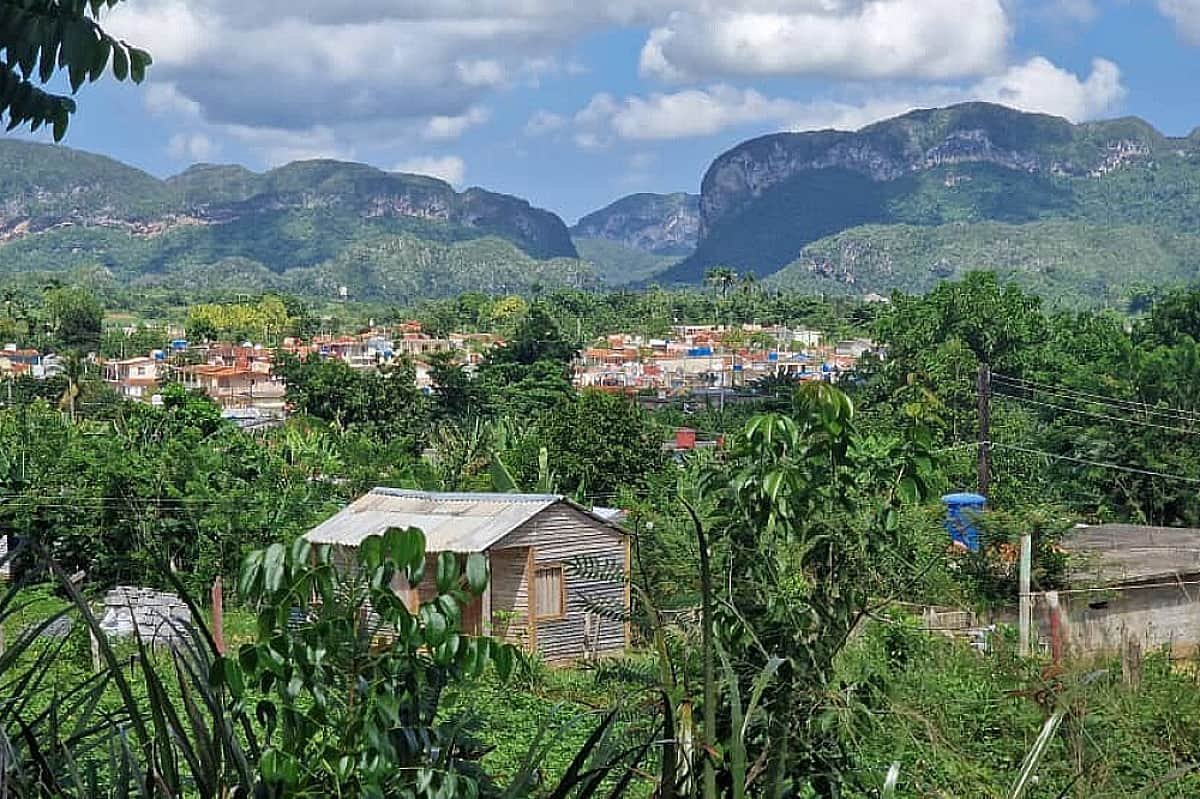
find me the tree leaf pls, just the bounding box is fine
[465,553,488,595]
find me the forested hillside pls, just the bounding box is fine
[661,102,1200,303]
[0,140,581,299]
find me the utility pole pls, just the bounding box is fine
[977,362,991,498]
[1018,532,1032,657]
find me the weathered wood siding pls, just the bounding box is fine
[489,547,531,646]
[493,503,627,663]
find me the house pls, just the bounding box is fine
[303,489,630,663]
[1047,524,1200,656]
[177,364,286,414]
[102,356,161,400]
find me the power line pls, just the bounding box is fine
[988,442,1200,486]
[991,373,1200,424]
[992,391,1200,436]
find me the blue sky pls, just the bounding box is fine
[29,0,1200,222]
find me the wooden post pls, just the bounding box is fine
[977,363,991,498]
[90,630,102,672]
[1046,590,1063,665]
[526,546,537,653]
[480,552,493,636]
[211,576,225,655]
[1018,532,1032,657]
[623,534,632,651]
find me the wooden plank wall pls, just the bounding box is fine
[494,503,628,663]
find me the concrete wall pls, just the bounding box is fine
[1048,583,1200,657]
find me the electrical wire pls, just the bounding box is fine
[987,442,1200,485]
[992,390,1200,436]
[991,373,1200,424]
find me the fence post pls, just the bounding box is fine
[1019,533,1033,657]
[211,576,225,655]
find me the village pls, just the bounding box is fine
[1,321,877,426]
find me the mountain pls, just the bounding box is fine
[0,140,582,299]
[661,102,1200,299]
[763,221,1200,306]
[571,192,700,255]
[572,238,681,286]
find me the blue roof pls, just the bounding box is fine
[942,492,986,505]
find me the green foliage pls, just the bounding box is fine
[230,531,517,796]
[521,390,665,498]
[573,237,680,286]
[0,0,151,139]
[43,284,102,350]
[274,352,430,449]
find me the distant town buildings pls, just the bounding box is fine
[572,324,878,396]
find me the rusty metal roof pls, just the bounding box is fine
[304,489,568,552]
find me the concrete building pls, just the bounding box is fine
[1048,524,1200,657]
[102,356,161,401]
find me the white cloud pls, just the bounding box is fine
[167,132,216,161]
[394,155,467,186]
[224,124,354,165]
[971,57,1124,122]
[144,82,201,118]
[525,109,567,136]
[422,107,490,141]
[640,0,1011,82]
[572,57,1125,144]
[1158,0,1200,43]
[580,85,807,141]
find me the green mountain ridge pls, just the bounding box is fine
[763,221,1200,306]
[660,101,1200,299]
[0,139,582,299]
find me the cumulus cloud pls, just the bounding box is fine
[394,155,467,186]
[224,124,355,166]
[577,86,806,141]
[1158,0,1200,43]
[640,0,1011,82]
[167,132,216,161]
[573,57,1125,143]
[971,57,1124,122]
[422,107,490,141]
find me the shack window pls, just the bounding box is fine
[534,565,565,620]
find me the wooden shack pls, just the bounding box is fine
[1050,524,1200,657]
[304,489,629,663]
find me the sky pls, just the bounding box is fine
[28,0,1200,222]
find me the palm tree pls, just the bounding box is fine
[58,351,84,423]
[704,267,738,303]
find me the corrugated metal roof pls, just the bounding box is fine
[304,489,565,552]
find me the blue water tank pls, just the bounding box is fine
[768,351,779,362]
[171,339,188,350]
[943,493,986,552]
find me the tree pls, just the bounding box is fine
[529,389,664,497]
[230,531,517,796]
[0,0,151,139]
[705,383,934,796]
[425,349,486,421]
[43,284,102,350]
[486,304,577,367]
[705,266,738,302]
[274,352,429,449]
